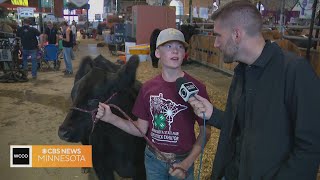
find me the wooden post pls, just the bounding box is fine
[54,0,63,18]
[188,0,192,23]
[279,0,285,37]
[38,0,43,33]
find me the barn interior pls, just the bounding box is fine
[0,0,320,179]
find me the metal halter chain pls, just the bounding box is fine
[71,92,188,178]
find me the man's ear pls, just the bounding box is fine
[155,49,161,59]
[233,28,241,43]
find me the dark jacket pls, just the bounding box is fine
[209,42,320,180]
[16,25,40,50]
[62,30,73,48]
[45,27,58,44]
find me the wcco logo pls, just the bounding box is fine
[13,154,29,158]
[10,145,32,167]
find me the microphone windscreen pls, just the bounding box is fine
[176,77,187,93]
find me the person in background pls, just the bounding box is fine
[16,18,40,80]
[96,28,211,180]
[97,22,103,41]
[44,21,58,46]
[60,21,73,76]
[188,1,320,180]
[70,20,77,60]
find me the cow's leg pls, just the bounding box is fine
[132,164,146,180]
[81,133,91,174]
[91,128,115,180]
[132,138,146,180]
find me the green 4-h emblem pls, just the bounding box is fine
[154,113,166,130]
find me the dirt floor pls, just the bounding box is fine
[0,38,319,180]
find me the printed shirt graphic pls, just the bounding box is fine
[132,73,210,154]
[150,93,187,143]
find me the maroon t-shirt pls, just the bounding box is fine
[132,72,210,154]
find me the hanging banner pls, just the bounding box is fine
[17,7,35,18]
[299,0,314,19]
[70,0,89,7]
[11,0,28,6]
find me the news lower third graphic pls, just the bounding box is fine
[10,145,92,168]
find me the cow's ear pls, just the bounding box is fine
[74,56,94,84]
[116,55,140,89]
[94,54,120,72]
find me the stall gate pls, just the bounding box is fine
[189,34,320,77]
[189,34,237,75]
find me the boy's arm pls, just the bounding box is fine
[96,102,148,137]
[169,125,211,178]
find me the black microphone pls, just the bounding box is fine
[176,77,199,102]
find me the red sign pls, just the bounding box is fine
[75,9,82,15]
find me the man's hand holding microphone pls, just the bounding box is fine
[188,95,213,120]
[176,77,213,120]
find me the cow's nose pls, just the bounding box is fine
[58,126,71,141]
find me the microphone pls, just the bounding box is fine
[176,77,199,102]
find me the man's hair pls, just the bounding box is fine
[211,0,262,36]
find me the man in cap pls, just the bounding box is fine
[16,18,40,79]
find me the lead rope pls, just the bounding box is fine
[108,104,188,178]
[70,93,188,178]
[70,93,118,144]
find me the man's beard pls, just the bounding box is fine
[222,38,239,64]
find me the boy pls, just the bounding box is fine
[96,28,211,179]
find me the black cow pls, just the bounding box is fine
[149,28,161,68]
[180,24,199,44]
[58,55,146,180]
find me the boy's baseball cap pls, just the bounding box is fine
[156,28,188,48]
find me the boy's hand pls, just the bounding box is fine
[96,102,113,123]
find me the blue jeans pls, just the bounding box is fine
[63,47,73,73]
[144,147,194,180]
[22,49,37,77]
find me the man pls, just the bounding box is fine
[70,20,77,59]
[16,18,40,79]
[44,21,58,45]
[96,22,103,41]
[188,1,320,180]
[96,28,211,179]
[60,21,73,75]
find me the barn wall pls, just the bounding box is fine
[189,34,320,77]
[189,34,237,74]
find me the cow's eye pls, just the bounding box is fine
[87,99,99,107]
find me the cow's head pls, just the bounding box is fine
[150,28,161,68]
[58,55,141,143]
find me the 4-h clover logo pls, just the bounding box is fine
[154,113,166,130]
